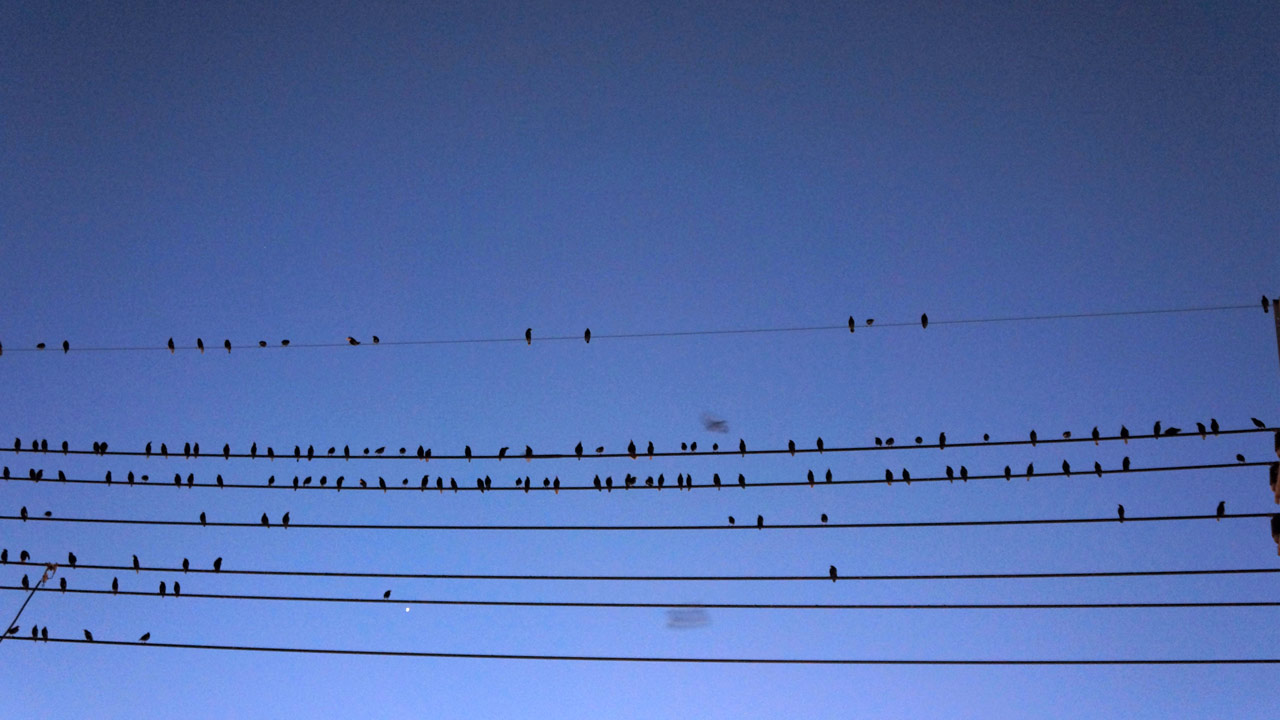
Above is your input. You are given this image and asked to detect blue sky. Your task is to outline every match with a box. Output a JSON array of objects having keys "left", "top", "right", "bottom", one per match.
[{"left": 1, "top": 1, "right": 1278, "bottom": 717}]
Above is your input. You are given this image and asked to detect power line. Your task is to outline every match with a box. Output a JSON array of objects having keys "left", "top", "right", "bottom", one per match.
[
  {"left": 8, "top": 560, "right": 1279, "bottom": 582},
  {"left": 1, "top": 425, "right": 1271, "bottom": 463},
  {"left": 0, "top": 511, "right": 1271, "bottom": 532},
  {"left": 0, "top": 302, "right": 1258, "bottom": 356},
  {"left": 0, "top": 458, "right": 1269, "bottom": 493},
  {"left": 9, "top": 585, "right": 1280, "bottom": 611},
  {"left": 7, "top": 636, "right": 1279, "bottom": 665}
]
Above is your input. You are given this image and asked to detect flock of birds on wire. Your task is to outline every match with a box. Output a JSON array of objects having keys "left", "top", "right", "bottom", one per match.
[{"left": 1, "top": 295, "right": 1276, "bottom": 358}]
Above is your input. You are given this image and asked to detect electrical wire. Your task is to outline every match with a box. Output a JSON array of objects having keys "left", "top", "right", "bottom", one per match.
[
  {"left": 1, "top": 425, "right": 1270, "bottom": 463},
  {"left": 0, "top": 511, "right": 1271, "bottom": 532},
  {"left": 0, "top": 458, "right": 1268, "bottom": 493},
  {"left": 7, "top": 636, "right": 1278, "bottom": 665},
  {"left": 8, "top": 585, "right": 1280, "bottom": 611},
  {"left": 0, "top": 302, "right": 1258, "bottom": 356},
  {"left": 8, "top": 560, "right": 1279, "bottom": 582}
]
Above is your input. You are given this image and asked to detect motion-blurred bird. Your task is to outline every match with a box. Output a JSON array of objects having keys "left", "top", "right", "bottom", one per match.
[{"left": 701, "top": 414, "right": 728, "bottom": 433}]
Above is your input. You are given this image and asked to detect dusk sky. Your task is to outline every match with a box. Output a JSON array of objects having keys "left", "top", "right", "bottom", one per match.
[{"left": 1, "top": 2, "right": 1278, "bottom": 717}]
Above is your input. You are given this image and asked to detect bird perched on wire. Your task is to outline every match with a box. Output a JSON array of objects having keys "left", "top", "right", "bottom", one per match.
[
  {"left": 584, "top": 328, "right": 591, "bottom": 343},
  {"left": 1117, "top": 504, "right": 1125, "bottom": 523},
  {"left": 525, "top": 328, "right": 532, "bottom": 345},
  {"left": 1217, "top": 501, "right": 1225, "bottom": 521},
  {"left": 1272, "top": 514, "right": 1280, "bottom": 556},
  {"left": 829, "top": 565, "right": 838, "bottom": 582},
  {"left": 920, "top": 313, "right": 928, "bottom": 329}
]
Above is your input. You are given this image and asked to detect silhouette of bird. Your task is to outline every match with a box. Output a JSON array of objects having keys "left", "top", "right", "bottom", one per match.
[
  {"left": 347, "top": 337, "right": 360, "bottom": 346},
  {"left": 960, "top": 466, "right": 968, "bottom": 481},
  {"left": 167, "top": 338, "right": 175, "bottom": 354},
  {"left": 224, "top": 339, "right": 231, "bottom": 353},
  {"left": 213, "top": 557, "right": 222, "bottom": 572},
  {"left": 182, "top": 558, "right": 189, "bottom": 572},
  {"left": 59, "top": 577, "right": 66, "bottom": 592},
  {"left": 821, "top": 513, "right": 828, "bottom": 523},
  {"left": 1062, "top": 460, "right": 1071, "bottom": 477},
  {"left": 383, "top": 590, "right": 391, "bottom": 599},
  {"left": 1253, "top": 418, "right": 1267, "bottom": 429},
  {"left": 1025, "top": 463, "right": 1034, "bottom": 479},
  {"left": 197, "top": 338, "right": 204, "bottom": 353},
  {"left": 1217, "top": 501, "right": 1225, "bottom": 520},
  {"left": 848, "top": 316, "right": 855, "bottom": 333},
  {"left": 902, "top": 469, "right": 911, "bottom": 484},
  {"left": 596, "top": 446, "right": 605, "bottom": 454},
  {"left": 20, "top": 506, "right": 27, "bottom": 521},
  {"left": 627, "top": 440, "right": 636, "bottom": 459},
  {"left": 946, "top": 466, "right": 955, "bottom": 481},
  {"left": 920, "top": 313, "right": 928, "bottom": 329},
  {"left": 281, "top": 339, "right": 289, "bottom": 346},
  {"left": 258, "top": 340, "right": 266, "bottom": 347},
  {"left": 112, "top": 577, "right": 118, "bottom": 594},
  {"left": 1163, "top": 426, "right": 1180, "bottom": 436},
  {"left": 465, "top": 446, "right": 472, "bottom": 462},
  {"left": 200, "top": 512, "right": 206, "bottom": 526},
  {"left": 1120, "top": 425, "right": 1129, "bottom": 444},
  {"left": 1196, "top": 422, "right": 1207, "bottom": 439},
  {"left": 282, "top": 512, "right": 290, "bottom": 528},
  {"left": 728, "top": 516, "right": 735, "bottom": 525},
  {"left": 825, "top": 469, "right": 833, "bottom": 483},
  {"left": 584, "top": 328, "right": 591, "bottom": 343},
  {"left": 133, "top": 555, "right": 140, "bottom": 573},
  {"left": 261, "top": 513, "right": 269, "bottom": 527},
  {"left": 173, "top": 581, "right": 180, "bottom": 597},
  {"left": 739, "top": 439, "right": 746, "bottom": 456},
  {"left": 1094, "top": 462, "right": 1102, "bottom": 477},
  {"left": 35, "top": 343, "right": 43, "bottom": 349},
  {"left": 1003, "top": 465, "right": 1011, "bottom": 481},
  {"left": 788, "top": 440, "right": 795, "bottom": 456},
  {"left": 1153, "top": 420, "right": 1162, "bottom": 437},
  {"left": 738, "top": 474, "right": 746, "bottom": 489},
  {"left": 866, "top": 318, "right": 874, "bottom": 326},
  {"left": 139, "top": 632, "right": 150, "bottom": 642},
  {"left": 159, "top": 581, "right": 166, "bottom": 597},
  {"left": 938, "top": 432, "right": 946, "bottom": 450},
  {"left": 885, "top": 469, "right": 893, "bottom": 484},
  {"left": 500, "top": 446, "right": 511, "bottom": 461},
  {"left": 1117, "top": 505, "right": 1125, "bottom": 522},
  {"left": 68, "top": 552, "right": 76, "bottom": 568},
  {"left": 807, "top": 470, "right": 815, "bottom": 486},
  {"left": 1029, "top": 430, "right": 1037, "bottom": 446},
  {"left": 829, "top": 565, "right": 838, "bottom": 582},
  {"left": 1123, "top": 456, "right": 1131, "bottom": 471},
  {"left": 40, "top": 626, "right": 46, "bottom": 641},
  {"left": 1210, "top": 418, "right": 1220, "bottom": 434},
  {"left": 525, "top": 445, "right": 533, "bottom": 461},
  {"left": 1237, "top": 454, "right": 1246, "bottom": 463},
  {"left": 525, "top": 328, "right": 532, "bottom": 345},
  {"left": 756, "top": 515, "right": 763, "bottom": 529},
  {"left": 62, "top": 340, "right": 69, "bottom": 353},
  {"left": 21, "top": 575, "right": 29, "bottom": 589},
  {"left": 714, "top": 473, "right": 722, "bottom": 489},
  {"left": 575, "top": 442, "right": 583, "bottom": 459},
  {"left": 83, "top": 629, "right": 93, "bottom": 642},
  {"left": 816, "top": 437, "right": 824, "bottom": 453}
]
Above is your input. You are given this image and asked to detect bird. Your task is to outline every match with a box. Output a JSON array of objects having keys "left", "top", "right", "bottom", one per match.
[
  {"left": 0, "top": 549, "right": 5, "bottom": 564},
  {"left": 1117, "top": 504, "right": 1125, "bottom": 522},
  {"left": 372, "top": 336, "right": 380, "bottom": 344},
  {"left": 756, "top": 515, "right": 763, "bottom": 529},
  {"left": 525, "top": 445, "right": 533, "bottom": 461},
  {"left": 59, "top": 577, "right": 66, "bottom": 592},
  {"left": 938, "top": 432, "right": 946, "bottom": 450},
  {"left": 167, "top": 338, "right": 175, "bottom": 353},
  {"left": 20, "top": 506, "right": 27, "bottom": 521},
  {"left": 282, "top": 512, "right": 290, "bottom": 528},
  {"left": 1253, "top": 417, "right": 1267, "bottom": 429},
  {"left": 83, "top": 629, "right": 93, "bottom": 642},
  {"left": 21, "top": 575, "right": 29, "bottom": 589},
  {"left": 825, "top": 469, "right": 833, "bottom": 483},
  {"left": 584, "top": 328, "right": 591, "bottom": 343},
  {"left": 200, "top": 512, "right": 206, "bottom": 526},
  {"left": 1120, "top": 425, "right": 1129, "bottom": 444},
  {"left": 1025, "top": 463, "right": 1034, "bottom": 480},
  {"left": 816, "top": 437, "right": 824, "bottom": 453},
  {"left": 728, "top": 516, "right": 735, "bottom": 525},
  {"left": 40, "top": 627, "right": 47, "bottom": 641},
  {"left": 960, "top": 466, "right": 969, "bottom": 481},
  {"left": 525, "top": 328, "right": 532, "bottom": 345},
  {"left": 738, "top": 474, "right": 746, "bottom": 489},
  {"left": 1153, "top": 420, "right": 1162, "bottom": 437},
  {"left": 701, "top": 414, "right": 728, "bottom": 433},
  {"left": 261, "top": 513, "right": 269, "bottom": 527},
  {"left": 821, "top": 513, "right": 828, "bottom": 523},
  {"left": 112, "top": 577, "right": 118, "bottom": 594},
  {"left": 62, "top": 340, "right": 69, "bottom": 353},
  {"left": 258, "top": 340, "right": 267, "bottom": 347},
  {"left": 714, "top": 473, "right": 722, "bottom": 489},
  {"left": 1062, "top": 460, "right": 1071, "bottom": 477},
  {"left": 197, "top": 338, "right": 204, "bottom": 353},
  {"left": 68, "top": 552, "right": 76, "bottom": 568},
  {"left": 173, "top": 581, "right": 180, "bottom": 597},
  {"left": 1197, "top": 422, "right": 1207, "bottom": 439},
  {"left": 1092, "top": 427, "right": 1100, "bottom": 445},
  {"left": 885, "top": 469, "right": 893, "bottom": 484},
  {"left": 1003, "top": 466, "right": 1011, "bottom": 481},
  {"left": 1237, "top": 454, "right": 1246, "bottom": 463},
  {"left": 829, "top": 565, "right": 838, "bottom": 582},
  {"left": 1123, "top": 456, "right": 1131, "bottom": 471},
  {"left": 1163, "top": 426, "right": 1181, "bottom": 436},
  {"left": 788, "top": 439, "right": 796, "bottom": 456},
  {"left": 182, "top": 558, "right": 189, "bottom": 572},
  {"left": 139, "top": 632, "right": 150, "bottom": 642},
  {"left": 465, "top": 446, "right": 472, "bottom": 461},
  {"left": 1217, "top": 501, "right": 1225, "bottom": 520},
  {"left": 281, "top": 339, "right": 289, "bottom": 346},
  {"left": 347, "top": 336, "right": 360, "bottom": 346},
  {"left": 1210, "top": 418, "right": 1220, "bottom": 435},
  {"left": 159, "top": 581, "right": 166, "bottom": 597},
  {"left": 213, "top": 557, "right": 222, "bottom": 572},
  {"left": 739, "top": 438, "right": 747, "bottom": 456},
  {"left": 946, "top": 466, "right": 955, "bottom": 481},
  {"left": 224, "top": 339, "right": 231, "bottom": 353},
  {"left": 383, "top": 590, "right": 391, "bottom": 599},
  {"left": 627, "top": 440, "right": 637, "bottom": 459},
  {"left": 866, "top": 318, "right": 874, "bottom": 325},
  {"left": 1094, "top": 462, "right": 1102, "bottom": 477},
  {"left": 133, "top": 555, "right": 140, "bottom": 572},
  {"left": 575, "top": 442, "right": 583, "bottom": 459},
  {"left": 920, "top": 313, "right": 928, "bottom": 329},
  {"left": 848, "top": 316, "right": 855, "bottom": 333},
  {"left": 1029, "top": 430, "right": 1037, "bottom": 446}
]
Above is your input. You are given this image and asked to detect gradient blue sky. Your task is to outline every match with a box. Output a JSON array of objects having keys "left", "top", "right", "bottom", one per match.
[{"left": 1, "top": 1, "right": 1278, "bottom": 717}]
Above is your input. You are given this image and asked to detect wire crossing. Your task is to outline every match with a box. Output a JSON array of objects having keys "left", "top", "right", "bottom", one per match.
[
  {"left": 0, "top": 511, "right": 1271, "bottom": 532},
  {"left": 8, "top": 636, "right": 1280, "bottom": 665},
  {"left": 8, "top": 585, "right": 1280, "bottom": 611}
]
